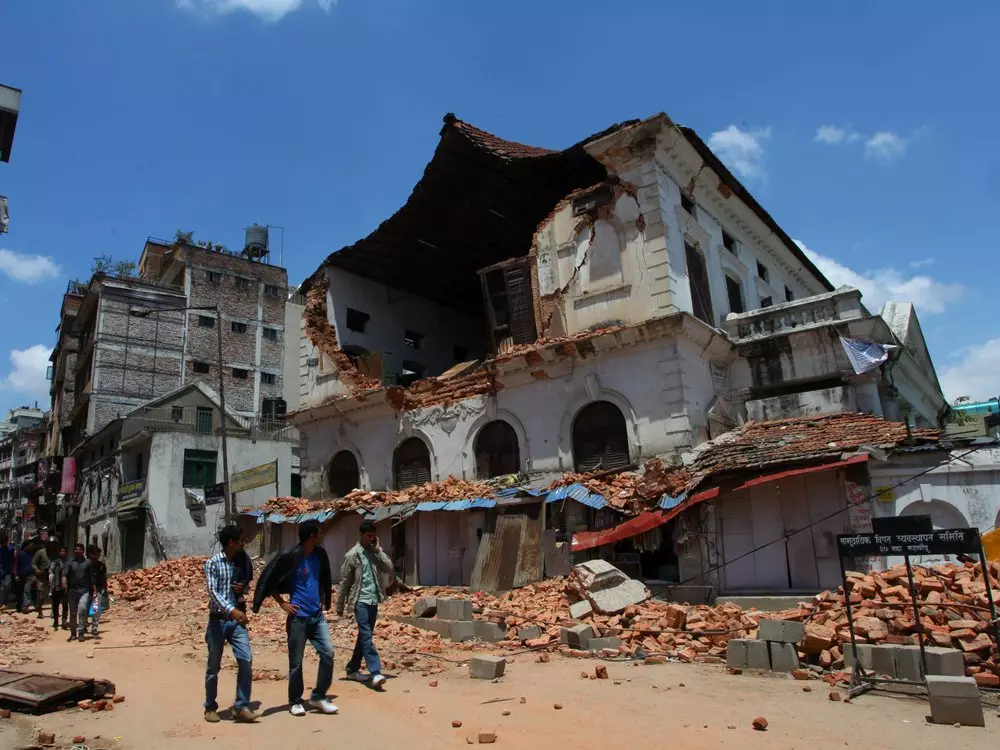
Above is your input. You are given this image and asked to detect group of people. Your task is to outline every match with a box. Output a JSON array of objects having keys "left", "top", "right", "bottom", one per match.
[
  {"left": 203, "top": 519, "right": 393, "bottom": 723},
  {"left": 0, "top": 531, "right": 109, "bottom": 641}
]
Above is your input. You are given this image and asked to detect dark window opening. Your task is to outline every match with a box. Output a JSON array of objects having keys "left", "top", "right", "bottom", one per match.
[
  {"left": 263, "top": 327, "right": 278, "bottom": 341},
  {"left": 680, "top": 193, "right": 696, "bottom": 217},
  {"left": 756, "top": 261, "right": 769, "bottom": 282},
  {"left": 136, "top": 452, "right": 144, "bottom": 480},
  {"left": 342, "top": 345, "right": 370, "bottom": 366},
  {"left": 183, "top": 449, "right": 217, "bottom": 488},
  {"left": 193, "top": 361, "right": 210, "bottom": 374},
  {"left": 231, "top": 321, "right": 247, "bottom": 334},
  {"left": 235, "top": 277, "right": 251, "bottom": 291},
  {"left": 453, "top": 345, "right": 470, "bottom": 362},
  {"left": 261, "top": 372, "right": 276, "bottom": 385},
  {"left": 328, "top": 450, "right": 360, "bottom": 497},
  {"left": 726, "top": 275, "right": 745, "bottom": 315},
  {"left": 345, "top": 308, "right": 369, "bottom": 333},
  {"left": 398, "top": 360, "right": 425, "bottom": 388},
  {"left": 722, "top": 231, "right": 737, "bottom": 253},
  {"left": 760, "top": 296, "right": 773, "bottom": 308},
  {"left": 195, "top": 407, "right": 213, "bottom": 434},
  {"left": 572, "top": 401, "right": 630, "bottom": 472},
  {"left": 785, "top": 285, "right": 794, "bottom": 303},
  {"left": 170, "top": 405, "right": 184, "bottom": 422},
  {"left": 264, "top": 284, "right": 281, "bottom": 298},
  {"left": 404, "top": 329, "right": 423, "bottom": 349},
  {"left": 207, "top": 271, "right": 222, "bottom": 285},
  {"left": 685, "top": 242, "right": 713, "bottom": 325},
  {"left": 394, "top": 437, "right": 431, "bottom": 490},
  {"left": 198, "top": 315, "right": 215, "bottom": 328},
  {"left": 474, "top": 421, "right": 520, "bottom": 479},
  {"left": 480, "top": 259, "right": 537, "bottom": 354},
  {"left": 232, "top": 368, "right": 248, "bottom": 379},
  {"left": 262, "top": 398, "right": 286, "bottom": 422}
]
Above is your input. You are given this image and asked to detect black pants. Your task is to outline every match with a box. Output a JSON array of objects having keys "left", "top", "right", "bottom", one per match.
[
  {"left": 51, "top": 590, "right": 67, "bottom": 626},
  {"left": 12, "top": 577, "right": 27, "bottom": 611}
]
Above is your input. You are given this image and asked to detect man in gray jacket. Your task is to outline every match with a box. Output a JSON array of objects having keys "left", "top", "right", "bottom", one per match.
[{"left": 335, "top": 520, "right": 394, "bottom": 689}]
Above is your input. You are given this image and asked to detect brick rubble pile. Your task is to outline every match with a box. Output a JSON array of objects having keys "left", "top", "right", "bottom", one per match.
[
  {"left": 547, "top": 458, "right": 691, "bottom": 513},
  {"left": 0, "top": 610, "right": 51, "bottom": 668}
]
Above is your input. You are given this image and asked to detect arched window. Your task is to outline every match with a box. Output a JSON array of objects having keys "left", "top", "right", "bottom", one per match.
[
  {"left": 474, "top": 421, "right": 520, "bottom": 479},
  {"left": 572, "top": 401, "right": 629, "bottom": 472},
  {"left": 328, "top": 451, "right": 360, "bottom": 497},
  {"left": 394, "top": 437, "right": 431, "bottom": 490},
  {"left": 900, "top": 500, "right": 969, "bottom": 529}
]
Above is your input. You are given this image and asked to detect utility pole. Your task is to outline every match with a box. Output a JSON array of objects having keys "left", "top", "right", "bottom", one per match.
[{"left": 216, "top": 303, "right": 232, "bottom": 520}]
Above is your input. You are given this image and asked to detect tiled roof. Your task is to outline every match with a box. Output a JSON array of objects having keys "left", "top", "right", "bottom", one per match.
[
  {"left": 449, "top": 117, "right": 555, "bottom": 158},
  {"left": 687, "top": 412, "right": 940, "bottom": 480}
]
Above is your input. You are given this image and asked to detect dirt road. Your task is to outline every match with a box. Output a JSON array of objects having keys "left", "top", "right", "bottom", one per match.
[{"left": 2, "top": 612, "right": 997, "bottom": 750}]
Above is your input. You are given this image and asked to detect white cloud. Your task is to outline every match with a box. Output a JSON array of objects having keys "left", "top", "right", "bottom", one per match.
[
  {"left": 3, "top": 345, "right": 52, "bottom": 399},
  {"left": 793, "top": 239, "right": 963, "bottom": 316},
  {"left": 178, "top": 0, "right": 335, "bottom": 22},
  {"left": 909, "top": 258, "right": 935, "bottom": 269},
  {"left": 865, "top": 131, "right": 908, "bottom": 163},
  {"left": 0, "top": 249, "right": 61, "bottom": 284},
  {"left": 814, "top": 125, "right": 861, "bottom": 145},
  {"left": 707, "top": 125, "right": 772, "bottom": 182},
  {"left": 939, "top": 340, "right": 1000, "bottom": 402}
]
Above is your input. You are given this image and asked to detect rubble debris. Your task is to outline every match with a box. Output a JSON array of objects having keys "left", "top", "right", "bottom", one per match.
[
  {"left": 452, "top": 720, "right": 463, "bottom": 728},
  {"left": 751, "top": 717, "right": 768, "bottom": 731},
  {"left": 470, "top": 656, "right": 506, "bottom": 680},
  {"left": 477, "top": 729, "right": 498, "bottom": 744},
  {"left": 546, "top": 458, "right": 690, "bottom": 515},
  {"left": 38, "top": 732, "right": 55, "bottom": 745},
  {"left": 566, "top": 560, "right": 650, "bottom": 615}
]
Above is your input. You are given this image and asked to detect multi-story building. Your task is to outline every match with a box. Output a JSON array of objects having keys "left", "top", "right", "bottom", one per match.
[
  {"left": 288, "top": 112, "right": 947, "bottom": 593},
  {"left": 0, "top": 82, "right": 21, "bottom": 234},
  {"left": 0, "top": 412, "right": 49, "bottom": 541}
]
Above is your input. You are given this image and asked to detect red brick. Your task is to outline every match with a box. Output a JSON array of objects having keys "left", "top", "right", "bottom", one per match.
[
  {"left": 974, "top": 673, "right": 1000, "bottom": 688},
  {"left": 752, "top": 717, "right": 768, "bottom": 731}
]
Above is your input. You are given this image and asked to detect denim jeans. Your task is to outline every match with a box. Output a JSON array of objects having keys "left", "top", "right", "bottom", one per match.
[
  {"left": 286, "top": 614, "right": 334, "bottom": 704},
  {"left": 67, "top": 590, "right": 86, "bottom": 635},
  {"left": 346, "top": 602, "right": 381, "bottom": 676},
  {"left": 205, "top": 618, "right": 253, "bottom": 711}
]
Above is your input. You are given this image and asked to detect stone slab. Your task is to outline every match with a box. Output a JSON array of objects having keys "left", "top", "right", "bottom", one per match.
[
  {"left": 747, "top": 639, "right": 771, "bottom": 671},
  {"left": 469, "top": 655, "right": 506, "bottom": 680},
  {"left": 768, "top": 642, "right": 799, "bottom": 673},
  {"left": 870, "top": 645, "right": 896, "bottom": 678},
  {"left": 924, "top": 647, "right": 965, "bottom": 677},
  {"left": 569, "top": 600, "right": 593, "bottom": 620},
  {"left": 436, "top": 598, "right": 473, "bottom": 622},
  {"left": 757, "top": 619, "right": 806, "bottom": 644},
  {"left": 474, "top": 621, "right": 507, "bottom": 643},
  {"left": 726, "top": 639, "right": 750, "bottom": 670},
  {"left": 517, "top": 626, "right": 542, "bottom": 641},
  {"left": 448, "top": 621, "right": 476, "bottom": 643},
  {"left": 926, "top": 675, "right": 981, "bottom": 699},
  {"left": 927, "top": 696, "right": 985, "bottom": 727},
  {"left": 413, "top": 596, "right": 437, "bottom": 618},
  {"left": 843, "top": 643, "right": 874, "bottom": 671},
  {"left": 588, "top": 636, "right": 621, "bottom": 652},
  {"left": 586, "top": 578, "right": 651, "bottom": 615},
  {"left": 893, "top": 645, "right": 923, "bottom": 683},
  {"left": 560, "top": 624, "right": 595, "bottom": 648}
]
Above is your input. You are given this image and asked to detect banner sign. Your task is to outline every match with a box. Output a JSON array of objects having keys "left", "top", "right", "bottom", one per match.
[
  {"left": 60, "top": 457, "right": 77, "bottom": 494},
  {"left": 837, "top": 528, "right": 981, "bottom": 558},
  {"left": 205, "top": 482, "right": 226, "bottom": 506},
  {"left": 118, "top": 479, "right": 145, "bottom": 503},
  {"left": 231, "top": 461, "right": 277, "bottom": 494}
]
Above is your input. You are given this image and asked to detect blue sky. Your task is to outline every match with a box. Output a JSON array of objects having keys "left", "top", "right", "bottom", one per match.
[{"left": 1, "top": 0, "right": 998, "bottom": 416}]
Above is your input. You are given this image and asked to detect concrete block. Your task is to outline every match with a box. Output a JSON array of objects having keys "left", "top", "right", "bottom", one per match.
[
  {"left": 768, "top": 642, "right": 800, "bottom": 673},
  {"left": 517, "top": 625, "right": 542, "bottom": 641},
  {"left": 413, "top": 596, "right": 437, "bottom": 618},
  {"left": 757, "top": 619, "right": 806, "bottom": 644},
  {"left": 448, "top": 621, "right": 476, "bottom": 643},
  {"left": 560, "top": 624, "right": 595, "bottom": 648},
  {"left": 843, "top": 643, "right": 874, "bottom": 671},
  {"left": 569, "top": 600, "right": 593, "bottom": 620},
  {"left": 469, "top": 655, "right": 507, "bottom": 680},
  {"left": 893, "top": 645, "right": 924, "bottom": 683},
  {"left": 747, "top": 640, "right": 771, "bottom": 671},
  {"left": 870, "top": 645, "right": 897, "bottom": 677},
  {"left": 437, "top": 598, "right": 473, "bottom": 621},
  {"left": 927, "top": 676, "right": 984, "bottom": 727},
  {"left": 588, "top": 636, "right": 622, "bottom": 652},
  {"left": 924, "top": 647, "right": 965, "bottom": 677},
  {"left": 475, "top": 621, "right": 507, "bottom": 643},
  {"left": 726, "top": 639, "right": 750, "bottom": 670}
]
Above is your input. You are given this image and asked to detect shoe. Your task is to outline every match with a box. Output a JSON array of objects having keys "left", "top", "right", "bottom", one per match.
[
  {"left": 308, "top": 698, "right": 338, "bottom": 714},
  {"left": 289, "top": 703, "right": 306, "bottom": 717},
  {"left": 204, "top": 710, "right": 221, "bottom": 723},
  {"left": 67, "top": 635, "right": 76, "bottom": 642},
  {"left": 233, "top": 707, "right": 257, "bottom": 723},
  {"left": 371, "top": 673, "right": 386, "bottom": 689},
  {"left": 347, "top": 671, "right": 368, "bottom": 682}
]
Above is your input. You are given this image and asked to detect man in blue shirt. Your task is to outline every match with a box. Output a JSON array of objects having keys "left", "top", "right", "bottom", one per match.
[{"left": 257, "top": 520, "right": 337, "bottom": 717}]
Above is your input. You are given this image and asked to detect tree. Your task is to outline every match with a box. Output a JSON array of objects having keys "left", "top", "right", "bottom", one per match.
[
  {"left": 113, "top": 260, "right": 136, "bottom": 278},
  {"left": 91, "top": 254, "right": 113, "bottom": 274},
  {"left": 174, "top": 229, "right": 194, "bottom": 245}
]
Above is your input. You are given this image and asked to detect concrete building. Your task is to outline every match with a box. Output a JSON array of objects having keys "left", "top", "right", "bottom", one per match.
[
  {"left": 74, "top": 381, "right": 296, "bottom": 571},
  {"left": 0, "top": 414, "right": 49, "bottom": 541}
]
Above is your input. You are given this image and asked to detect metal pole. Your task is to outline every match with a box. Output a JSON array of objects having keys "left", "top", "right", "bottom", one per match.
[
  {"left": 840, "top": 554, "right": 866, "bottom": 695},
  {"left": 903, "top": 555, "right": 928, "bottom": 682},
  {"left": 978, "top": 544, "right": 1000, "bottom": 648},
  {"left": 216, "top": 304, "right": 232, "bottom": 521}
]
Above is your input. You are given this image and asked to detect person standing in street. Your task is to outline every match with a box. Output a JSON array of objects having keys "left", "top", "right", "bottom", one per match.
[
  {"left": 203, "top": 525, "right": 255, "bottom": 724},
  {"left": 336, "top": 520, "right": 394, "bottom": 689},
  {"left": 82, "top": 545, "right": 108, "bottom": 639},
  {"left": 0, "top": 533, "right": 14, "bottom": 609},
  {"left": 13, "top": 540, "right": 35, "bottom": 614},
  {"left": 30, "top": 539, "right": 52, "bottom": 619},
  {"left": 63, "top": 543, "right": 92, "bottom": 641},
  {"left": 253, "top": 520, "right": 337, "bottom": 717},
  {"left": 48, "top": 547, "right": 68, "bottom": 630}
]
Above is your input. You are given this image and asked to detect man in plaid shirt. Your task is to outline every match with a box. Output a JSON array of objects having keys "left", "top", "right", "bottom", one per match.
[{"left": 203, "top": 525, "right": 255, "bottom": 723}]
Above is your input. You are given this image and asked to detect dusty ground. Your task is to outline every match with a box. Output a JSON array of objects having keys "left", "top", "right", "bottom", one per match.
[{"left": 1, "top": 610, "right": 998, "bottom": 750}]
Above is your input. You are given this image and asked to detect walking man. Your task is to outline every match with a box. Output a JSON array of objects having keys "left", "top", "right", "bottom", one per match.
[
  {"left": 81, "top": 545, "right": 108, "bottom": 639},
  {"left": 336, "top": 520, "right": 394, "bottom": 689},
  {"left": 203, "top": 525, "right": 255, "bottom": 724},
  {"left": 0, "top": 533, "right": 14, "bottom": 609},
  {"left": 49, "top": 547, "right": 68, "bottom": 630},
  {"left": 13, "top": 540, "right": 34, "bottom": 614},
  {"left": 63, "top": 543, "right": 92, "bottom": 641},
  {"left": 30, "top": 539, "right": 52, "bottom": 619}
]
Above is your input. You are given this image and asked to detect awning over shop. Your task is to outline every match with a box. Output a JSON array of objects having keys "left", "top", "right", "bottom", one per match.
[{"left": 113, "top": 498, "right": 146, "bottom": 522}]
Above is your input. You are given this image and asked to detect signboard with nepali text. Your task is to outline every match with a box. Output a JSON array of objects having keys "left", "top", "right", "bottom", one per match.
[
  {"left": 118, "top": 479, "right": 145, "bottom": 503},
  {"left": 231, "top": 461, "right": 278, "bottom": 495},
  {"left": 837, "top": 528, "right": 981, "bottom": 558}
]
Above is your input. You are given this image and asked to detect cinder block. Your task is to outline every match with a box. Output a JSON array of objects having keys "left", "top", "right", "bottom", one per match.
[
  {"left": 870, "top": 645, "right": 897, "bottom": 677},
  {"left": 474, "top": 621, "right": 507, "bottom": 643},
  {"left": 747, "top": 640, "right": 771, "bottom": 670},
  {"left": 726, "top": 639, "right": 750, "bottom": 670},
  {"left": 569, "top": 600, "right": 593, "bottom": 620},
  {"left": 469, "top": 655, "right": 507, "bottom": 680},
  {"left": 844, "top": 643, "right": 874, "bottom": 671},
  {"left": 757, "top": 619, "right": 806, "bottom": 644},
  {"left": 413, "top": 596, "right": 437, "bottom": 617},
  {"left": 560, "top": 624, "right": 595, "bottom": 648},
  {"left": 588, "top": 636, "right": 621, "bottom": 652},
  {"left": 893, "top": 645, "right": 924, "bottom": 683},
  {"left": 436, "top": 598, "right": 473, "bottom": 621},
  {"left": 517, "top": 625, "right": 542, "bottom": 641},
  {"left": 769, "top": 642, "right": 800, "bottom": 673},
  {"left": 927, "top": 676, "right": 984, "bottom": 727},
  {"left": 448, "top": 621, "right": 476, "bottom": 642},
  {"left": 924, "top": 647, "right": 965, "bottom": 677}
]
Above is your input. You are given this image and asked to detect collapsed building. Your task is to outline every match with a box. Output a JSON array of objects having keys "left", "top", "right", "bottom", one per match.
[{"left": 283, "top": 112, "right": 957, "bottom": 597}]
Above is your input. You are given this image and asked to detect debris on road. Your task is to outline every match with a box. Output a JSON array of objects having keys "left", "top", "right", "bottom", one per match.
[{"left": 752, "top": 717, "right": 768, "bottom": 731}]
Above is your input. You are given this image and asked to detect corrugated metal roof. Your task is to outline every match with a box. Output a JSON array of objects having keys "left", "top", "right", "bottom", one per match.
[
  {"left": 659, "top": 492, "right": 687, "bottom": 510},
  {"left": 546, "top": 483, "right": 608, "bottom": 509},
  {"left": 495, "top": 484, "right": 547, "bottom": 498}
]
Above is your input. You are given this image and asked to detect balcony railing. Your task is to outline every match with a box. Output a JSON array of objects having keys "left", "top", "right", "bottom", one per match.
[
  {"left": 723, "top": 287, "right": 865, "bottom": 343},
  {"left": 120, "top": 406, "right": 298, "bottom": 444}
]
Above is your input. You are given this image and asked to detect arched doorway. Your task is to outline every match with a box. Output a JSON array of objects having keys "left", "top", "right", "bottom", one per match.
[
  {"left": 394, "top": 438, "right": 431, "bottom": 490},
  {"left": 328, "top": 451, "right": 360, "bottom": 497},
  {"left": 572, "top": 401, "right": 630, "bottom": 472},
  {"left": 474, "top": 421, "right": 520, "bottom": 479},
  {"left": 899, "top": 499, "right": 970, "bottom": 566}
]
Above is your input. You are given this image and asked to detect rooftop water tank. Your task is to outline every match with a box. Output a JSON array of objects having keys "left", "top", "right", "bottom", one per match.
[{"left": 244, "top": 224, "right": 269, "bottom": 260}]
